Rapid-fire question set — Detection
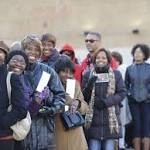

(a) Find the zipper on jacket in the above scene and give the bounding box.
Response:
[100,82,104,140]
[101,109,104,140]
[136,65,141,100]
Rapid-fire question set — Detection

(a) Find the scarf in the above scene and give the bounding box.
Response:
[85,68,119,134]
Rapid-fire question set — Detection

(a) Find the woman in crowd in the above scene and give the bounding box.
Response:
[60,43,83,85]
[5,48,63,150]
[0,56,27,149]
[6,50,29,75]
[20,35,65,150]
[82,48,126,150]
[5,50,31,150]
[40,33,60,68]
[125,44,150,150]
[51,55,89,150]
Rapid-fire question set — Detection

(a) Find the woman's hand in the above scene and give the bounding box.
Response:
[34,92,43,105]
[34,96,42,105]
[70,99,79,113]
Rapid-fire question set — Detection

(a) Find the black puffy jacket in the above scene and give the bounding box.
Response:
[0,65,27,137]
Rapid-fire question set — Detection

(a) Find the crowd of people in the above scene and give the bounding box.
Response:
[0,31,149,150]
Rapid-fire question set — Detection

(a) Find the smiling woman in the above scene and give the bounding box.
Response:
[52,55,89,150]
[82,48,126,150]
[21,35,42,64]
[5,50,29,75]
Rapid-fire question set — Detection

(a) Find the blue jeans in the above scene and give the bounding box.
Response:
[89,139,115,150]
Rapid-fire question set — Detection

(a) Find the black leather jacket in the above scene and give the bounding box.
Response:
[125,63,150,103]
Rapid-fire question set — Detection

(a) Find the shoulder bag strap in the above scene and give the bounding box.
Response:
[6,72,13,111]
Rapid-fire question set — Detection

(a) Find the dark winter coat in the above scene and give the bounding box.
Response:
[0,65,27,138]
[23,62,65,149]
[24,62,65,110]
[82,69,126,140]
[125,62,150,103]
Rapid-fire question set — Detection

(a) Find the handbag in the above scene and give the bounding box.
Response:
[61,110,85,130]
[7,72,32,141]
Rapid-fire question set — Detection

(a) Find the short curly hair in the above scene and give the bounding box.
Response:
[21,35,43,56]
[54,55,75,74]
[131,44,150,61]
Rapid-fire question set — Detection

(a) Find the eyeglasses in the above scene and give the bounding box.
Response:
[85,39,98,43]
[9,59,26,66]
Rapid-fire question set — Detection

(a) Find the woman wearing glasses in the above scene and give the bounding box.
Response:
[0,51,27,150]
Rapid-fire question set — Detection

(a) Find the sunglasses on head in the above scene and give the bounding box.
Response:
[85,39,98,43]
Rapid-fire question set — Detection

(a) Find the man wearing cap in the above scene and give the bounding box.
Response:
[0,41,9,64]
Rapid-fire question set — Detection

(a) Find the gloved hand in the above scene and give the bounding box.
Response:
[34,86,50,104]
[87,75,97,88]
[83,75,97,103]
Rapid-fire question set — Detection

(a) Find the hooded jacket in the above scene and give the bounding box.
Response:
[60,44,83,84]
